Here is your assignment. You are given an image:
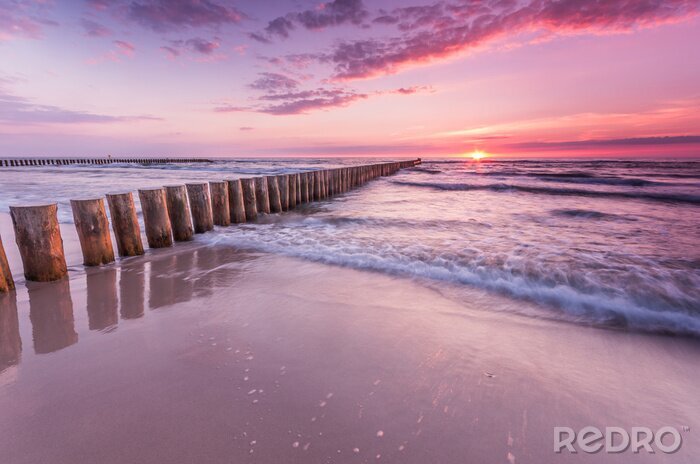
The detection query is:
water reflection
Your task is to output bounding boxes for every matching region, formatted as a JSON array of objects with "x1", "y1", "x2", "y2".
[
  {"x1": 120, "y1": 261, "x2": 145, "y2": 319},
  {"x1": 86, "y1": 267, "x2": 118, "y2": 331},
  {"x1": 28, "y1": 279, "x2": 79, "y2": 354},
  {"x1": 0, "y1": 245, "x2": 252, "y2": 370},
  {"x1": 149, "y1": 251, "x2": 195, "y2": 310},
  {"x1": 0, "y1": 293, "x2": 21, "y2": 372}
]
